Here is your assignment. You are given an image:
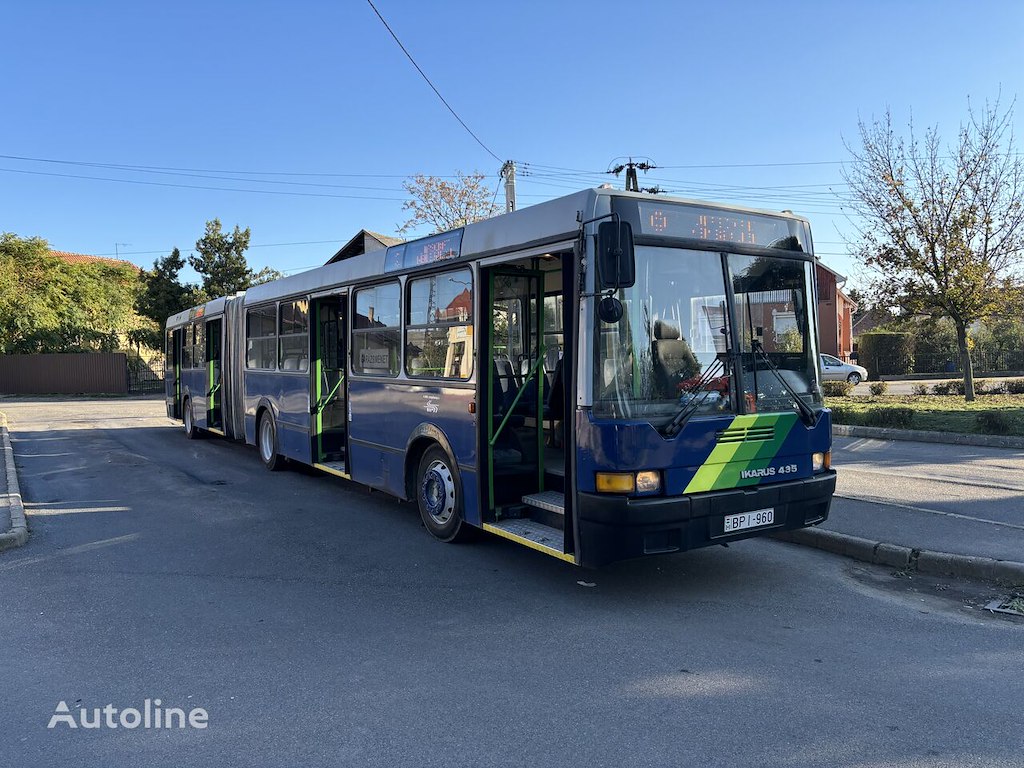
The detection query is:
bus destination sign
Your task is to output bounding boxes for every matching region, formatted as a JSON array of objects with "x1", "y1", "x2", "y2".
[
  {"x1": 385, "y1": 230, "x2": 464, "y2": 273},
  {"x1": 634, "y1": 201, "x2": 808, "y2": 251}
]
